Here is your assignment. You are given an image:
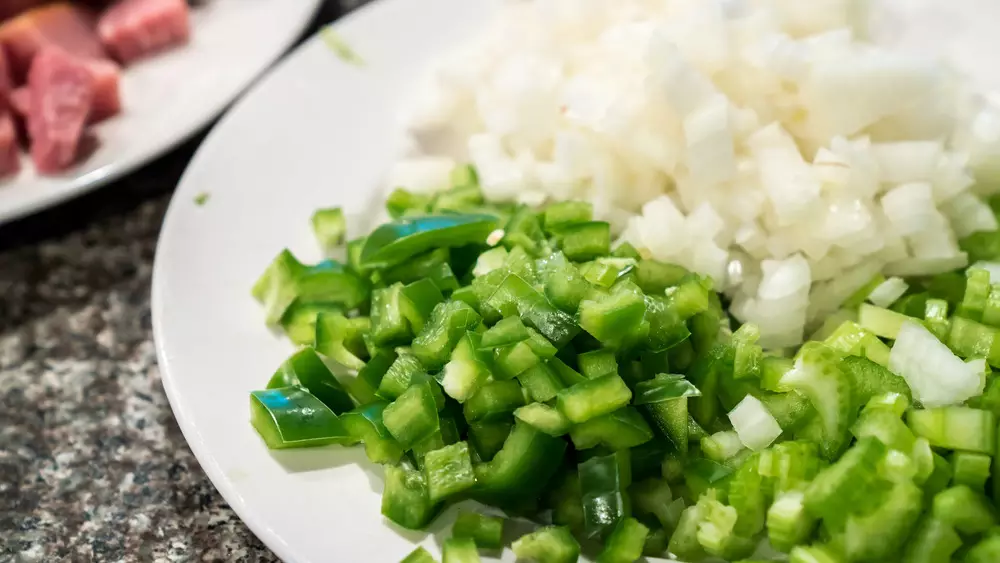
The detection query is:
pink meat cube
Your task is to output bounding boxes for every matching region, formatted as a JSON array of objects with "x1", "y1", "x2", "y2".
[
  {"x1": 98, "y1": 0, "x2": 190, "y2": 65},
  {"x1": 27, "y1": 47, "x2": 94, "y2": 173},
  {"x1": 0, "y1": 3, "x2": 107, "y2": 82},
  {"x1": 9, "y1": 87, "x2": 29, "y2": 118},
  {"x1": 0, "y1": 112, "x2": 21, "y2": 177},
  {"x1": 0, "y1": 47, "x2": 13, "y2": 110},
  {"x1": 10, "y1": 59, "x2": 119, "y2": 124},
  {"x1": 86, "y1": 58, "x2": 121, "y2": 123}
]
